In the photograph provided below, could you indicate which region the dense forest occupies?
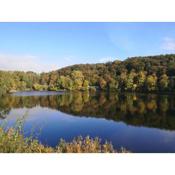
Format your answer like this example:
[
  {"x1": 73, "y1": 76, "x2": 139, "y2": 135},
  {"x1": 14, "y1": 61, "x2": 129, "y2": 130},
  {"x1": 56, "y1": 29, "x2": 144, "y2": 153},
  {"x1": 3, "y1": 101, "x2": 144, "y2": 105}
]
[{"x1": 1, "y1": 54, "x2": 175, "y2": 96}]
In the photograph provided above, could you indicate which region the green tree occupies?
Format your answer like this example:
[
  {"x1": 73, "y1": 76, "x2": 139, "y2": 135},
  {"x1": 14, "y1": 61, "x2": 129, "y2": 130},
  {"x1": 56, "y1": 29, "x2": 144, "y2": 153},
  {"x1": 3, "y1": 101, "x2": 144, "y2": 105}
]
[
  {"x1": 71, "y1": 70, "x2": 84, "y2": 90},
  {"x1": 125, "y1": 71, "x2": 136, "y2": 91},
  {"x1": 57, "y1": 76, "x2": 73, "y2": 90},
  {"x1": 33, "y1": 83, "x2": 43, "y2": 91},
  {"x1": 82, "y1": 80, "x2": 89, "y2": 90},
  {"x1": 71, "y1": 70, "x2": 84, "y2": 82}
]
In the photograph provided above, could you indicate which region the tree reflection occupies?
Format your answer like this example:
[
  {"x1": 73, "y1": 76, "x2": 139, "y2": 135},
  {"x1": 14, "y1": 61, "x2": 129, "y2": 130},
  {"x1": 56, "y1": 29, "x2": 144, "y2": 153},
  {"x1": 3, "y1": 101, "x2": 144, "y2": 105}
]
[{"x1": 0, "y1": 92, "x2": 175, "y2": 130}]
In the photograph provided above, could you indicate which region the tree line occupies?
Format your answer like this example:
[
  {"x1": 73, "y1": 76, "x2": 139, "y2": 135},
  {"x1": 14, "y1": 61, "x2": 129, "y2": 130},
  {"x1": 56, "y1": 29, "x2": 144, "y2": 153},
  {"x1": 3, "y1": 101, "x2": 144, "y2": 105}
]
[{"x1": 1, "y1": 54, "x2": 175, "y2": 95}]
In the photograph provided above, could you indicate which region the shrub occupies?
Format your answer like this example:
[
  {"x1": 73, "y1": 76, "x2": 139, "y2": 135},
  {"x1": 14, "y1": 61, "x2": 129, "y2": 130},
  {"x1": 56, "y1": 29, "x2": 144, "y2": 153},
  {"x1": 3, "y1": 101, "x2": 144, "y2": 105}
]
[
  {"x1": 56, "y1": 136, "x2": 115, "y2": 153},
  {"x1": 0, "y1": 125, "x2": 129, "y2": 153}
]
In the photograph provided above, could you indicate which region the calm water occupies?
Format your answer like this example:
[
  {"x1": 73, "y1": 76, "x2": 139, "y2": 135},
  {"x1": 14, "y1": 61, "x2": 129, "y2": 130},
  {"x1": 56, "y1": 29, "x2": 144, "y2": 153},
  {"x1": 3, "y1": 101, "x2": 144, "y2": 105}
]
[{"x1": 1, "y1": 91, "x2": 175, "y2": 153}]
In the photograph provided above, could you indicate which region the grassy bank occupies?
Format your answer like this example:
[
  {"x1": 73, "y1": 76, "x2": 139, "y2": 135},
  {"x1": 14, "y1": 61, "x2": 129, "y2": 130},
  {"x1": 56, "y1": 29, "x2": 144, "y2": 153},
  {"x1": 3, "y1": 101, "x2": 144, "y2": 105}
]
[{"x1": 0, "y1": 125, "x2": 129, "y2": 153}]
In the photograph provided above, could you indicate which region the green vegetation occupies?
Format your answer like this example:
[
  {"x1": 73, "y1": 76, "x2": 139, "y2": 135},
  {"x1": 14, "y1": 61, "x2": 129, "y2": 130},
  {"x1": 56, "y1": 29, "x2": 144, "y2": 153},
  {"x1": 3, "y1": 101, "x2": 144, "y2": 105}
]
[
  {"x1": 1, "y1": 54, "x2": 175, "y2": 95},
  {"x1": 0, "y1": 124, "x2": 129, "y2": 153}
]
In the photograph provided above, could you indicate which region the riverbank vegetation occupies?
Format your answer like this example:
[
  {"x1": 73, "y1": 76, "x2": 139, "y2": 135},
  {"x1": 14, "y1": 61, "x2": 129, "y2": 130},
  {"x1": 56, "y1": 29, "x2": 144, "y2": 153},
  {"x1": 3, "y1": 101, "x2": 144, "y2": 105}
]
[
  {"x1": 1, "y1": 54, "x2": 175, "y2": 95},
  {"x1": 0, "y1": 124, "x2": 129, "y2": 153}
]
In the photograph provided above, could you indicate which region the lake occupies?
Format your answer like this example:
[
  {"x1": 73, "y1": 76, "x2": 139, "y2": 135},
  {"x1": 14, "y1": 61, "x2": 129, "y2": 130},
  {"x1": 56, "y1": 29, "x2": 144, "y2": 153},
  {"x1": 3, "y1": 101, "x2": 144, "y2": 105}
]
[{"x1": 0, "y1": 91, "x2": 175, "y2": 153}]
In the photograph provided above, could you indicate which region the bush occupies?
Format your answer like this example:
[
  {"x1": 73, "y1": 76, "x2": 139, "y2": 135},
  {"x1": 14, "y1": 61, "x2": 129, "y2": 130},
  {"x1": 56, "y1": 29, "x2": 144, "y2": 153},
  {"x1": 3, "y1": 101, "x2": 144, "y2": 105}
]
[
  {"x1": 0, "y1": 125, "x2": 129, "y2": 153},
  {"x1": 56, "y1": 136, "x2": 115, "y2": 153}
]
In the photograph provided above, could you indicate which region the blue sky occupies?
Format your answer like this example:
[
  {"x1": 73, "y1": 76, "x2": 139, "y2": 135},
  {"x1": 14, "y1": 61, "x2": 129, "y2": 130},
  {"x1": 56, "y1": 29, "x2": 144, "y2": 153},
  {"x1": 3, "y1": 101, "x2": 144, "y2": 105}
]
[{"x1": 0, "y1": 22, "x2": 175, "y2": 72}]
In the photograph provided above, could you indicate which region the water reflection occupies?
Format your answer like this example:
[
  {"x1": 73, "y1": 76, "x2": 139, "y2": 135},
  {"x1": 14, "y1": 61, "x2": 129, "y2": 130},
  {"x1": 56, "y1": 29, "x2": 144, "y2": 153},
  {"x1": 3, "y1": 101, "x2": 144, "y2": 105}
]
[{"x1": 0, "y1": 91, "x2": 175, "y2": 130}]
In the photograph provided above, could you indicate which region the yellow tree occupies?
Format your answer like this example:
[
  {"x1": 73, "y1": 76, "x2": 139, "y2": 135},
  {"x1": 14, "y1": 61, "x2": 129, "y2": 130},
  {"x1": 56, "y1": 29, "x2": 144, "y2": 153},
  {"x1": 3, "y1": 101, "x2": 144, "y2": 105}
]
[
  {"x1": 71, "y1": 70, "x2": 84, "y2": 90},
  {"x1": 145, "y1": 74, "x2": 157, "y2": 91},
  {"x1": 159, "y1": 74, "x2": 169, "y2": 91}
]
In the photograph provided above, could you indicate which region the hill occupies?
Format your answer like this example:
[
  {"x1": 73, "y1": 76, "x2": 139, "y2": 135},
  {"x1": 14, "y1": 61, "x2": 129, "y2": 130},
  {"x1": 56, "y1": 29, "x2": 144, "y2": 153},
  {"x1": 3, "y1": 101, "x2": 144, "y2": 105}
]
[{"x1": 1, "y1": 54, "x2": 175, "y2": 95}]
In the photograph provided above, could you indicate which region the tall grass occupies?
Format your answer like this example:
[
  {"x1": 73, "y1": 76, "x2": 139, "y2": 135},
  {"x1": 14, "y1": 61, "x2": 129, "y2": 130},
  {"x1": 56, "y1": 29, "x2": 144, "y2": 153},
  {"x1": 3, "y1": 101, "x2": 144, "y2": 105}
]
[{"x1": 0, "y1": 119, "x2": 129, "y2": 153}]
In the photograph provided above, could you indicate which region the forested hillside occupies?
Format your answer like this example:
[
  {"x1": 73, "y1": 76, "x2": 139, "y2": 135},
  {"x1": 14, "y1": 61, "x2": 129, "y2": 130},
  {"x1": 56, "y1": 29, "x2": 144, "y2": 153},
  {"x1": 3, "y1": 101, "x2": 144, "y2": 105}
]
[{"x1": 1, "y1": 54, "x2": 175, "y2": 95}]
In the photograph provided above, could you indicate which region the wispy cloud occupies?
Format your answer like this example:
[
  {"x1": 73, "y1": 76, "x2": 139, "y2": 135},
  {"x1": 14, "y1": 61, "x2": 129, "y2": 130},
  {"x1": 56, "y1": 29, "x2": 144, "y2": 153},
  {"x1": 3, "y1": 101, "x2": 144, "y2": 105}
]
[
  {"x1": 0, "y1": 54, "x2": 58, "y2": 73},
  {"x1": 162, "y1": 37, "x2": 175, "y2": 52}
]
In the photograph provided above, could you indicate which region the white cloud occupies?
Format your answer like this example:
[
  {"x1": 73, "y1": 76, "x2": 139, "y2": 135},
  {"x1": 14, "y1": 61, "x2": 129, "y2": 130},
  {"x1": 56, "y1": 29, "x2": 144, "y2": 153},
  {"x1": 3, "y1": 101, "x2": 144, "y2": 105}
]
[
  {"x1": 0, "y1": 54, "x2": 119, "y2": 73},
  {"x1": 99, "y1": 57, "x2": 116, "y2": 63},
  {"x1": 0, "y1": 54, "x2": 58, "y2": 73},
  {"x1": 162, "y1": 37, "x2": 175, "y2": 51}
]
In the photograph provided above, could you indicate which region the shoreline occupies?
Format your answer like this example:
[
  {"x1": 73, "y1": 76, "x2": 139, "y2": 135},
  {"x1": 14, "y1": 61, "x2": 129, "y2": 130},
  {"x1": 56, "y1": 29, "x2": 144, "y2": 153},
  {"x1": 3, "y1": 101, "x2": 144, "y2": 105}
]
[{"x1": 9, "y1": 89, "x2": 175, "y2": 96}]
